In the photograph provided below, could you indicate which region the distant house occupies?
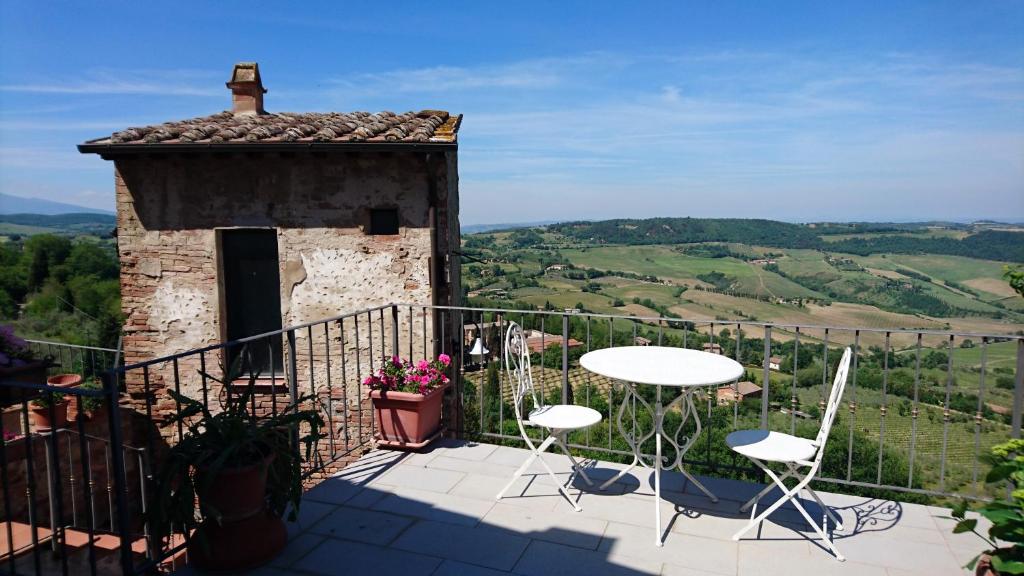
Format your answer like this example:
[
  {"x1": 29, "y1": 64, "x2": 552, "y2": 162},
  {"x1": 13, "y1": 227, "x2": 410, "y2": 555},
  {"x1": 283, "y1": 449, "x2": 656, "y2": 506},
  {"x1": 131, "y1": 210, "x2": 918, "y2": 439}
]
[
  {"x1": 634, "y1": 336, "x2": 652, "y2": 346},
  {"x1": 750, "y1": 258, "x2": 777, "y2": 266},
  {"x1": 702, "y1": 342, "x2": 724, "y2": 355},
  {"x1": 716, "y1": 381, "x2": 762, "y2": 405},
  {"x1": 769, "y1": 356, "x2": 783, "y2": 371},
  {"x1": 546, "y1": 264, "x2": 567, "y2": 272},
  {"x1": 523, "y1": 330, "x2": 583, "y2": 354}
]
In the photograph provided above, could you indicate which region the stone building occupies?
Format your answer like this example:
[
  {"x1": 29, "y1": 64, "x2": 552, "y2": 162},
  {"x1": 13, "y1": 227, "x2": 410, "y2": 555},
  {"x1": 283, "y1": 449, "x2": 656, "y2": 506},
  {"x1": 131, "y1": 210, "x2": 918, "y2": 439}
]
[{"x1": 79, "y1": 62, "x2": 462, "y2": 426}]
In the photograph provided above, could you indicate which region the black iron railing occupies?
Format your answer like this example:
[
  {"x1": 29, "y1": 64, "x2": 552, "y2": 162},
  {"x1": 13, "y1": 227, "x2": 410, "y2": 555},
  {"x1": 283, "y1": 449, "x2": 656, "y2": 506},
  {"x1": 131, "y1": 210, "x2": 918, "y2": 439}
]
[{"x1": 2, "y1": 303, "x2": 1021, "y2": 575}]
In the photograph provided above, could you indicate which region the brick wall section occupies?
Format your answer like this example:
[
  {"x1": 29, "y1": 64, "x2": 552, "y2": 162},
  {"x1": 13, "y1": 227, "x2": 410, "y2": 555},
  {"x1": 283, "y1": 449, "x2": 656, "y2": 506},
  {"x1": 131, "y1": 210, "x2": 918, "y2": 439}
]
[{"x1": 112, "y1": 150, "x2": 459, "y2": 444}]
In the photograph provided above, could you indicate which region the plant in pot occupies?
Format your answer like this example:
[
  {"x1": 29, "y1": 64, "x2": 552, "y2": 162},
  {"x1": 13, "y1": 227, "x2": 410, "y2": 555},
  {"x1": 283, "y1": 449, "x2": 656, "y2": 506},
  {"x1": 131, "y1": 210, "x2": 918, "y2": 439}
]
[
  {"x1": 29, "y1": 390, "x2": 68, "y2": 432},
  {"x1": 364, "y1": 353, "x2": 451, "y2": 449},
  {"x1": 149, "y1": 357, "x2": 325, "y2": 572},
  {"x1": 950, "y1": 438, "x2": 1024, "y2": 575},
  {"x1": 0, "y1": 325, "x2": 49, "y2": 407},
  {"x1": 69, "y1": 381, "x2": 105, "y2": 422}
]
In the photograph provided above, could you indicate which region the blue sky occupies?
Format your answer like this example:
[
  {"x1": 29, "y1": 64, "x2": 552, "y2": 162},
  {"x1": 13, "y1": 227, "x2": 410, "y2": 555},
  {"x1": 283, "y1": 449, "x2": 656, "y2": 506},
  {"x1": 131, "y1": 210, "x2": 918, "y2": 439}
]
[{"x1": 0, "y1": 1, "x2": 1022, "y2": 224}]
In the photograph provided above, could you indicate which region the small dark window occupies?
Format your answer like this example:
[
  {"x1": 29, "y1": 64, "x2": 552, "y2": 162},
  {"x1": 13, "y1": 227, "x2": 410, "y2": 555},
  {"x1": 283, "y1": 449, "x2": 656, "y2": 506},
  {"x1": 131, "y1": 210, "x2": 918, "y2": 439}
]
[{"x1": 369, "y1": 208, "x2": 400, "y2": 235}]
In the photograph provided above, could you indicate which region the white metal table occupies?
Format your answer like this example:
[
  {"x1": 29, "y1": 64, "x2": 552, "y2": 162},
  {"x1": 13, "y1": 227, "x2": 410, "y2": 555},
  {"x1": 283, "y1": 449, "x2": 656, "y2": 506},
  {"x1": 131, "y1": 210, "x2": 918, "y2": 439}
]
[{"x1": 580, "y1": 346, "x2": 744, "y2": 546}]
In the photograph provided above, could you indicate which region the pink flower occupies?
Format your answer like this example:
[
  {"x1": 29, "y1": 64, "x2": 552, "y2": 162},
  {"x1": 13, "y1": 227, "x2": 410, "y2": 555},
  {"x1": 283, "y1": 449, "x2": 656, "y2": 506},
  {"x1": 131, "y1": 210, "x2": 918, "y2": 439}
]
[
  {"x1": 416, "y1": 360, "x2": 429, "y2": 371},
  {"x1": 438, "y1": 353, "x2": 451, "y2": 366}
]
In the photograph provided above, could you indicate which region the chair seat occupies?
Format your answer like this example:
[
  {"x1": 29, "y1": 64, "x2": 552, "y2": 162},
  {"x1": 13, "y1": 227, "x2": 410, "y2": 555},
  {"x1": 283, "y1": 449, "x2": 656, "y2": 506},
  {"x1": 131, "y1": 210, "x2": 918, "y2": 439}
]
[
  {"x1": 726, "y1": 429, "x2": 817, "y2": 463},
  {"x1": 528, "y1": 404, "x2": 602, "y2": 430}
]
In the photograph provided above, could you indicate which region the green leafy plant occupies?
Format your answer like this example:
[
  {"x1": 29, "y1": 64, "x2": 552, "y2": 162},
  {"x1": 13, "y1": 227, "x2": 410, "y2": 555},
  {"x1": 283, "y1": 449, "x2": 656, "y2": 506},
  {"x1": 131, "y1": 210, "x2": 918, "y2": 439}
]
[
  {"x1": 31, "y1": 391, "x2": 64, "y2": 408},
  {"x1": 951, "y1": 438, "x2": 1024, "y2": 574},
  {"x1": 148, "y1": 353, "x2": 325, "y2": 545},
  {"x1": 1005, "y1": 265, "x2": 1024, "y2": 299},
  {"x1": 77, "y1": 381, "x2": 104, "y2": 412}
]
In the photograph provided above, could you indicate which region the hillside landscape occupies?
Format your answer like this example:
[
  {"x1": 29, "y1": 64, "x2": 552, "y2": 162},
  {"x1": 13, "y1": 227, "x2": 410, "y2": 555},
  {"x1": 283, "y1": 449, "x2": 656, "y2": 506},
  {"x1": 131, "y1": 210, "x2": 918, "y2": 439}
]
[{"x1": 462, "y1": 218, "x2": 1024, "y2": 338}]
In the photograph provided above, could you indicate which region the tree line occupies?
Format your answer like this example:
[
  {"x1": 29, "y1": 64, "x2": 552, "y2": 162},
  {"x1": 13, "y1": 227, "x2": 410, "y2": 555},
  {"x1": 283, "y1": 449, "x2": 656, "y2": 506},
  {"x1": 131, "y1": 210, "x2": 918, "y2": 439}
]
[{"x1": 0, "y1": 234, "x2": 122, "y2": 348}]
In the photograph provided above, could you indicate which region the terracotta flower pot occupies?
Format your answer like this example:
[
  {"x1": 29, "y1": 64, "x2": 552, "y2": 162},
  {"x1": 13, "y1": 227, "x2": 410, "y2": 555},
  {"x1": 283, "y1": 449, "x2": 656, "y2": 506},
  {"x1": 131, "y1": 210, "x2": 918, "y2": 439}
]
[
  {"x1": 30, "y1": 399, "x2": 69, "y2": 432},
  {"x1": 370, "y1": 384, "x2": 447, "y2": 449},
  {"x1": 49, "y1": 375, "x2": 84, "y2": 421},
  {"x1": 47, "y1": 374, "x2": 82, "y2": 388},
  {"x1": 188, "y1": 454, "x2": 286, "y2": 572}
]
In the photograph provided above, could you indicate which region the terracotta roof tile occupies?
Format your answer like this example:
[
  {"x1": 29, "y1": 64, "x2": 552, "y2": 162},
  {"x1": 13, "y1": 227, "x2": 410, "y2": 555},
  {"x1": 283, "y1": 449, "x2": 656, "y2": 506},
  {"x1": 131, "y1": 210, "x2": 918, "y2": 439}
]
[{"x1": 89, "y1": 110, "x2": 460, "y2": 146}]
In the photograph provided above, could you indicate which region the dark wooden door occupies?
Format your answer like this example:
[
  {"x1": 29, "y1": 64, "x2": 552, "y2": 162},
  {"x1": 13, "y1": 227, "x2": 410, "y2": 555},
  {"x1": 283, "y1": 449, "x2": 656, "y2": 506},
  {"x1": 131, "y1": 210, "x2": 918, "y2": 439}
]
[{"x1": 221, "y1": 229, "x2": 283, "y2": 377}]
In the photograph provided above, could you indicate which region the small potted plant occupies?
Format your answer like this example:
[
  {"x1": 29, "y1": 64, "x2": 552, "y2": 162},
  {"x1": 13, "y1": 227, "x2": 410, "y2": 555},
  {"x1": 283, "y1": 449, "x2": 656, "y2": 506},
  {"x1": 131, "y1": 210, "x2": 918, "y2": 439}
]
[
  {"x1": 950, "y1": 438, "x2": 1024, "y2": 575},
  {"x1": 68, "y1": 381, "x2": 105, "y2": 422},
  {"x1": 29, "y1": 391, "x2": 68, "y2": 432},
  {"x1": 0, "y1": 325, "x2": 49, "y2": 407},
  {"x1": 364, "y1": 353, "x2": 451, "y2": 448},
  {"x1": 149, "y1": 356, "x2": 325, "y2": 572}
]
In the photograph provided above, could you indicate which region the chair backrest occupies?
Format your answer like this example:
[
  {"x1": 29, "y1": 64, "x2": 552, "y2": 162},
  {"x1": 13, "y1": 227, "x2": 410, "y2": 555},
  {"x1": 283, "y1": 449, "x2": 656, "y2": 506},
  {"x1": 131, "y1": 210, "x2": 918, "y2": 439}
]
[
  {"x1": 812, "y1": 347, "x2": 853, "y2": 463},
  {"x1": 504, "y1": 322, "x2": 539, "y2": 422}
]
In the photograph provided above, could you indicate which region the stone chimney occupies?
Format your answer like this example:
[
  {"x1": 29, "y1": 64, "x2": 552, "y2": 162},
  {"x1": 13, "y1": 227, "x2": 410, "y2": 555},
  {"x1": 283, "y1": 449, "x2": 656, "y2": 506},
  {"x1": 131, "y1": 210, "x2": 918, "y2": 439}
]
[{"x1": 226, "y1": 62, "x2": 266, "y2": 116}]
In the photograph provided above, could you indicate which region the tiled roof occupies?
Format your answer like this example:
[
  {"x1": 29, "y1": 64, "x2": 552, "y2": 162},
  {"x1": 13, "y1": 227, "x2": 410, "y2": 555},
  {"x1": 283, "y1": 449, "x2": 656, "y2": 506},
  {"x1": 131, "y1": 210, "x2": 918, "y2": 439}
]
[{"x1": 85, "y1": 110, "x2": 461, "y2": 146}]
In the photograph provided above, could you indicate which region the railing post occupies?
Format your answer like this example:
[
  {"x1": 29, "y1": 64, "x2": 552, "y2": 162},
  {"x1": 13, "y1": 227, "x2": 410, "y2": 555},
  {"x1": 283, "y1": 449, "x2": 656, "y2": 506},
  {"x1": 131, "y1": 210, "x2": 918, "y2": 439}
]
[
  {"x1": 102, "y1": 370, "x2": 133, "y2": 576},
  {"x1": 561, "y1": 313, "x2": 572, "y2": 405},
  {"x1": 286, "y1": 329, "x2": 299, "y2": 405},
  {"x1": 761, "y1": 325, "x2": 772, "y2": 429},
  {"x1": 391, "y1": 305, "x2": 400, "y2": 358},
  {"x1": 1013, "y1": 339, "x2": 1024, "y2": 440}
]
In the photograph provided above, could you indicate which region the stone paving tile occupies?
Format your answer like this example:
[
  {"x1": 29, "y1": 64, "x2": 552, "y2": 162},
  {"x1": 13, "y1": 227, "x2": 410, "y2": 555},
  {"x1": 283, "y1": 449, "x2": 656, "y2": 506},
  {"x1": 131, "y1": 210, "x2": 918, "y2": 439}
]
[
  {"x1": 285, "y1": 499, "x2": 336, "y2": 538},
  {"x1": 390, "y1": 519, "x2": 531, "y2": 572},
  {"x1": 432, "y1": 559, "x2": 516, "y2": 576},
  {"x1": 449, "y1": 472, "x2": 562, "y2": 512},
  {"x1": 737, "y1": 538, "x2": 888, "y2": 576},
  {"x1": 433, "y1": 438, "x2": 500, "y2": 460},
  {"x1": 481, "y1": 501, "x2": 608, "y2": 550},
  {"x1": 598, "y1": 521, "x2": 739, "y2": 576},
  {"x1": 836, "y1": 534, "x2": 962, "y2": 574},
  {"x1": 426, "y1": 454, "x2": 521, "y2": 478},
  {"x1": 514, "y1": 539, "x2": 664, "y2": 576},
  {"x1": 302, "y1": 476, "x2": 364, "y2": 506},
  {"x1": 308, "y1": 505, "x2": 413, "y2": 544},
  {"x1": 371, "y1": 463, "x2": 466, "y2": 493},
  {"x1": 270, "y1": 532, "x2": 326, "y2": 568},
  {"x1": 293, "y1": 537, "x2": 441, "y2": 576},
  {"x1": 372, "y1": 485, "x2": 495, "y2": 526},
  {"x1": 341, "y1": 486, "x2": 390, "y2": 509}
]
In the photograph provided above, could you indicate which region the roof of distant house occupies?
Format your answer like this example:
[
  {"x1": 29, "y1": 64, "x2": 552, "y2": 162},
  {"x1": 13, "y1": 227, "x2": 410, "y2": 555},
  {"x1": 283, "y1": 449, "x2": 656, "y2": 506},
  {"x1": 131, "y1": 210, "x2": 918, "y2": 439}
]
[
  {"x1": 79, "y1": 62, "x2": 460, "y2": 152},
  {"x1": 81, "y1": 110, "x2": 461, "y2": 148},
  {"x1": 717, "y1": 381, "x2": 762, "y2": 396}
]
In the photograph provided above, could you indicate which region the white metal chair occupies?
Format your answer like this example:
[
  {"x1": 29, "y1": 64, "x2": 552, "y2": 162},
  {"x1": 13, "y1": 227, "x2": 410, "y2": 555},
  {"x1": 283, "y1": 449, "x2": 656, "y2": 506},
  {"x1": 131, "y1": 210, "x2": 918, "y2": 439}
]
[
  {"x1": 726, "y1": 347, "x2": 853, "y2": 560},
  {"x1": 496, "y1": 322, "x2": 603, "y2": 511}
]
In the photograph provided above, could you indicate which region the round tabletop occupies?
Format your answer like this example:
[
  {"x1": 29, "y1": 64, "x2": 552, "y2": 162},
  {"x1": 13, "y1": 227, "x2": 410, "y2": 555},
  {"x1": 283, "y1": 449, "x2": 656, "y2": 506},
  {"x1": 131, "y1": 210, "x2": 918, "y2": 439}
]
[{"x1": 579, "y1": 346, "x2": 744, "y2": 387}]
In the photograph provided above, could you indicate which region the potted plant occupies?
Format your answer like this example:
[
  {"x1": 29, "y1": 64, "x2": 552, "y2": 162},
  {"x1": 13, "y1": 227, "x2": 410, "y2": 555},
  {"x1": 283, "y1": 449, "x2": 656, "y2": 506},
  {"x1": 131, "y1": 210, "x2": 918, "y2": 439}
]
[
  {"x1": 29, "y1": 391, "x2": 68, "y2": 432},
  {"x1": 149, "y1": 358, "x2": 324, "y2": 572},
  {"x1": 0, "y1": 325, "x2": 49, "y2": 407},
  {"x1": 950, "y1": 438, "x2": 1024, "y2": 575},
  {"x1": 364, "y1": 353, "x2": 451, "y2": 448},
  {"x1": 68, "y1": 381, "x2": 105, "y2": 422}
]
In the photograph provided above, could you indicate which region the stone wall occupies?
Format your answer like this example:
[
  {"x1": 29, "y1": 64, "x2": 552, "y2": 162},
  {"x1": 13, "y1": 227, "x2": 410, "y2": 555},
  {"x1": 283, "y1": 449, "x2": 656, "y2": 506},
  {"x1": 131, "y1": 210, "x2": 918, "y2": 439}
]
[{"x1": 112, "y1": 150, "x2": 459, "y2": 439}]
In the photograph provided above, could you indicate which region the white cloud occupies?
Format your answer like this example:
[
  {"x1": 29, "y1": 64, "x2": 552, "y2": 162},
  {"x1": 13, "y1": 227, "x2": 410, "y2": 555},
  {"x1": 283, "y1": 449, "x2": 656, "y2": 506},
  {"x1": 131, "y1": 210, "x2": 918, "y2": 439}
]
[{"x1": 0, "y1": 68, "x2": 223, "y2": 96}]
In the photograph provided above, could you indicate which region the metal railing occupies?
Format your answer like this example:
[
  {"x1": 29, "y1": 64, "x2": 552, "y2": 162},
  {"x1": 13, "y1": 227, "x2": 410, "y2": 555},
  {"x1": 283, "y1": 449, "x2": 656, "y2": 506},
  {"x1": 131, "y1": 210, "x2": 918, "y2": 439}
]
[
  {"x1": 3, "y1": 303, "x2": 1022, "y2": 574},
  {"x1": 421, "y1": 303, "x2": 1024, "y2": 504},
  {"x1": 25, "y1": 339, "x2": 122, "y2": 380}
]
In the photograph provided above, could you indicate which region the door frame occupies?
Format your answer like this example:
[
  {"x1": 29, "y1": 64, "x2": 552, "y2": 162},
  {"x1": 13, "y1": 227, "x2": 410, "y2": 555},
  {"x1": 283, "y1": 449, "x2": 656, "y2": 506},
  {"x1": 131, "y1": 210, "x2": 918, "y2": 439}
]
[{"x1": 214, "y1": 226, "x2": 285, "y2": 382}]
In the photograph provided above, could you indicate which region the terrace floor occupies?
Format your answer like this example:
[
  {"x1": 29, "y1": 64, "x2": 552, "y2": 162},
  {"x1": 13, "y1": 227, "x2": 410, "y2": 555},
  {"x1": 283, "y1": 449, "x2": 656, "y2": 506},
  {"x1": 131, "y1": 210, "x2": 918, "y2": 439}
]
[{"x1": 180, "y1": 439, "x2": 977, "y2": 576}]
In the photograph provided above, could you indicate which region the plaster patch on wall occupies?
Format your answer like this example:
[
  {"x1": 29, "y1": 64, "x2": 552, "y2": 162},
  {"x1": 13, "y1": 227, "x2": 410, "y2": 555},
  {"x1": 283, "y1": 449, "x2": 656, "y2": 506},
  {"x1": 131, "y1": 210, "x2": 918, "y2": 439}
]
[
  {"x1": 289, "y1": 247, "x2": 422, "y2": 324},
  {"x1": 150, "y1": 279, "x2": 214, "y2": 353}
]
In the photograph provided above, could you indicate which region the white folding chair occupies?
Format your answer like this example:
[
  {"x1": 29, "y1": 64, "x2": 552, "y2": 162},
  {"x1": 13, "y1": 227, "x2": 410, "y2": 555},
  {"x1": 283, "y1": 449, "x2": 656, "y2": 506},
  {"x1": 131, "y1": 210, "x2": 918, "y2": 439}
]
[
  {"x1": 496, "y1": 322, "x2": 603, "y2": 511},
  {"x1": 726, "y1": 347, "x2": 853, "y2": 560}
]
